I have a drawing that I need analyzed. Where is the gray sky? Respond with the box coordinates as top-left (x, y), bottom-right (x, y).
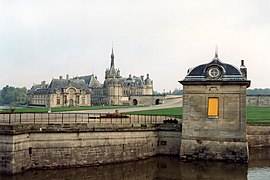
top-left (0, 0), bottom-right (269, 92)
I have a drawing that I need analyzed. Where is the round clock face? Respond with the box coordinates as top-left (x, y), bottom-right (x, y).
top-left (207, 66), bottom-right (222, 79)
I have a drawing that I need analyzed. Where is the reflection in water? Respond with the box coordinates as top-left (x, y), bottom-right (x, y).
top-left (1, 148), bottom-right (269, 180)
top-left (248, 148), bottom-right (270, 180)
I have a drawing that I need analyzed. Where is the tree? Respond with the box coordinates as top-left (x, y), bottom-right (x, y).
top-left (172, 88), bottom-right (183, 95)
top-left (246, 88), bottom-right (270, 95)
top-left (0, 85), bottom-right (28, 107)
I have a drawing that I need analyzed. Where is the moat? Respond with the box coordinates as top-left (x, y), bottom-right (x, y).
top-left (0, 148), bottom-right (269, 180)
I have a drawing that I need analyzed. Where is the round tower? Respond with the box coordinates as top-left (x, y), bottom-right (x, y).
top-left (144, 74), bottom-right (153, 95)
top-left (106, 76), bottom-right (123, 105)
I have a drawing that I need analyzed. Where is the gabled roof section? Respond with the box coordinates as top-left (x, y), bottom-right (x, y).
top-left (48, 79), bottom-right (90, 93)
top-left (28, 82), bottom-right (49, 95)
top-left (78, 75), bottom-right (102, 88)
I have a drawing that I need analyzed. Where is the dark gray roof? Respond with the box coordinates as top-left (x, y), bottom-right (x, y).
top-left (184, 57), bottom-right (244, 80)
top-left (120, 76), bottom-right (145, 87)
top-left (188, 58), bottom-right (241, 76)
top-left (180, 56), bottom-right (250, 86)
top-left (78, 75), bottom-right (102, 88)
top-left (144, 74), bottom-right (152, 85)
top-left (48, 79), bottom-right (90, 93)
top-left (34, 88), bottom-right (50, 94)
top-left (28, 83), bottom-right (49, 95)
top-left (78, 75), bottom-right (92, 85)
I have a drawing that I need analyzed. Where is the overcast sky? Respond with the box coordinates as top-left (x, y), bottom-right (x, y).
top-left (0, 0), bottom-right (270, 92)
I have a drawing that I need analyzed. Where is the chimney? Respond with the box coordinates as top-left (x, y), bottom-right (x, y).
top-left (59, 76), bottom-right (63, 79)
top-left (41, 81), bottom-right (46, 88)
top-left (240, 60), bottom-right (247, 78)
top-left (141, 75), bottom-right (144, 81)
top-left (66, 74), bottom-right (69, 79)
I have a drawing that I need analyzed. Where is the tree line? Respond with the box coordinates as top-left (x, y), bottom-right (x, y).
top-left (155, 88), bottom-right (270, 96)
top-left (0, 85), bottom-right (28, 107)
top-left (246, 88), bottom-right (270, 95)
top-left (1, 85), bottom-right (270, 107)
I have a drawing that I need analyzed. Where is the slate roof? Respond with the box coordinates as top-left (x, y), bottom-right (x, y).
top-left (28, 83), bottom-right (49, 95)
top-left (180, 55), bottom-right (251, 87)
top-left (78, 75), bottom-right (102, 88)
top-left (120, 76), bottom-right (145, 87)
top-left (184, 57), bottom-right (245, 80)
top-left (48, 79), bottom-right (91, 93)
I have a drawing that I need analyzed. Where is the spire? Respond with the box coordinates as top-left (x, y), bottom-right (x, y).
top-left (110, 47), bottom-right (114, 67)
top-left (107, 45), bottom-right (117, 77)
top-left (215, 45), bottom-right (218, 58)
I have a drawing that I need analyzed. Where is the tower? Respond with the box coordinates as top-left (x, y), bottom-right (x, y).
top-left (144, 74), bottom-right (153, 95)
top-left (179, 51), bottom-right (250, 162)
top-left (104, 48), bottom-right (122, 105)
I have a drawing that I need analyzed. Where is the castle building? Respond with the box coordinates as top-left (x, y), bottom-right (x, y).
top-left (28, 49), bottom-right (161, 107)
top-left (28, 76), bottom-right (91, 107)
top-left (179, 51), bottom-right (250, 162)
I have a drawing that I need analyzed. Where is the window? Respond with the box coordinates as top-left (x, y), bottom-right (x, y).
top-left (76, 96), bottom-right (80, 104)
top-left (82, 97), bottom-right (85, 105)
top-left (64, 95), bottom-right (67, 104)
top-left (57, 98), bottom-right (60, 105)
top-left (208, 97), bottom-right (219, 117)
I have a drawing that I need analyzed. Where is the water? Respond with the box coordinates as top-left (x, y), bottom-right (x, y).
top-left (0, 106), bottom-right (10, 109)
top-left (1, 148), bottom-right (269, 180)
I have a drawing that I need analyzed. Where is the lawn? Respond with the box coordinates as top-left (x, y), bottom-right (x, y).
top-left (125, 106), bottom-right (270, 125)
top-left (247, 106), bottom-right (270, 124)
top-left (0, 105), bottom-right (132, 113)
top-left (125, 107), bottom-right (182, 118)
top-left (1, 105), bottom-right (270, 125)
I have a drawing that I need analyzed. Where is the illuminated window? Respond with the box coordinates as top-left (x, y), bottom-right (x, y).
top-left (208, 97), bottom-right (219, 117)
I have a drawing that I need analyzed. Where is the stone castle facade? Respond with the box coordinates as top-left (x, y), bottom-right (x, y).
top-left (28, 49), bottom-right (161, 107)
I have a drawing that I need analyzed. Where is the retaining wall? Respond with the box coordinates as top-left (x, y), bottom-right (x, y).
top-left (0, 123), bottom-right (181, 175)
top-left (247, 125), bottom-right (270, 148)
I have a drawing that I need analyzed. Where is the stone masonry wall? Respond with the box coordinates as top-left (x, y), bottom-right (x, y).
top-left (157, 125), bottom-right (181, 155)
top-left (247, 125), bottom-right (270, 148)
top-left (180, 85), bottom-right (248, 162)
top-left (247, 95), bottom-right (270, 106)
top-left (0, 123), bottom-right (181, 175)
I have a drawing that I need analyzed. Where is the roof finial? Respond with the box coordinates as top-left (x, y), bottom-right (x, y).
top-left (215, 45), bottom-right (218, 58)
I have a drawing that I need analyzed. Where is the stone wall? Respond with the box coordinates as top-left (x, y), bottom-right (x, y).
top-left (247, 95), bottom-right (270, 106)
top-left (0, 123), bottom-right (181, 175)
top-left (129, 95), bottom-right (164, 106)
top-left (180, 85), bottom-right (248, 162)
top-left (247, 125), bottom-right (270, 148)
top-left (157, 125), bottom-right (181, 155)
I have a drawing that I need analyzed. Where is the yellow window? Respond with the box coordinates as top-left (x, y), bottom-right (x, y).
top-left (208, 97), bottom-right (219, 117)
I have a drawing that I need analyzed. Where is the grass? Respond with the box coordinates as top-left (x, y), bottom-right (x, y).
top-left (1, 105), bottom-right (270, 125)
top-left (247, 106), bottom-right (270, 125)
top-left (124, 107), bottom-right (182, 118)
top-left (247, 106), bottom-right (270, 120)
top-left (125, 106), bottom-right (270, 125)
top-left (0, 106), bottom-right (133, 113)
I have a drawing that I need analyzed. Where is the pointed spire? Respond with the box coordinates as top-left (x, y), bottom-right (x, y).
top-left (215, 45), bottom-right (218, 58)
top-left (108, 44), bottom-right (117, 76)
top-left (110, 46), bottom-right (114, 67)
